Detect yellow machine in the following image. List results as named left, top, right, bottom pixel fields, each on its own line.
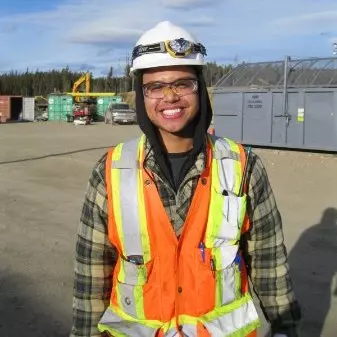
left=68, top=92, right=117, bottom=97
left=70, top=72, right=91, bottom=102
left=67, top=72, right=116, bottom=101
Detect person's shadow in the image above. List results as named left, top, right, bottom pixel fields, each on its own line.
left=288, top=208, right=337, bottom=337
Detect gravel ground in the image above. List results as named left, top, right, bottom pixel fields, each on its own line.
left=0, top=121, right=336, bottom=337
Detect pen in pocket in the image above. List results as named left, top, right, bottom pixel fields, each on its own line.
left=199, top=242, right=205, bottom=263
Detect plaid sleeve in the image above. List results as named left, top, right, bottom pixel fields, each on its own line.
left=70, top=154, right=118, bottom=337
left=243, top=153, right=301, bottom=337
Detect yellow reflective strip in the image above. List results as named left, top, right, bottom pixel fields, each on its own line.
left=224, top=138, right=242, bottom=194
left=98, top=323, right=128, bottom=337
left=224, top=137, right=240, bottom=154
left=160, top=318, right=176, bottom=333
left=178, top=315, right=199, bottom=325
left=206, top=158, right=222, bottom=247
left=135, top=135, right=147, bottom=319
left=137, top=136, right=151, bottom=263
left=238, top=195, right=247, bottom=230
left=112, top=143, right=124, bottom=160
left=176, top=315, right=259, bottom=337
left=133, top=285, right=145, bottom=319
left=214, top=248, right=223, bottom=306
left=200, top=294, right=254, bottom=323
left=116, top=283, right=123, bottom=315
left=226, top=320, right=260, bottom=337
left=108, top=304, right=163, bottom=328
left=138, top=265, right=148, bottom=284
left=98, top=303, right=165, bottom=336
left=118, top=260, right=126, bottom=283
left=111, top=143, right=125, bottom=253
left=205, top=136, right=217, bottom=247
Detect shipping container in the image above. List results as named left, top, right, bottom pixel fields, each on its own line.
left=22, top=97, right=35, bottom=121
left=213, top=57, right=337, bottom=152
left=0, top=96, right=23, bottom=123
left=96, top=96, right=123, bottom=120
left=48, top=95, right=73, bottom=121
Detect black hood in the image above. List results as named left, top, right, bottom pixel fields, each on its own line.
left=135, top=68, right=213, bottom=186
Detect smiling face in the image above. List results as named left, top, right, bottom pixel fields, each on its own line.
left=142, top=66, right=199, bottom=137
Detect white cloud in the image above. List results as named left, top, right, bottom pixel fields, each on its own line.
left=161, top=0, right=214, bottom=9
left=68, top=27, right=143, bottom=47
left=1, top=0, right=337, bottom=74
left=273, top=10, right=337, bottom=35
left=0, top=0, right=157, bottom=74
left=184, top=17, right=215, bottom=27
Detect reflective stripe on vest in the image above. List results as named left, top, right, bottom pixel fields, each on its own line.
left=109, top=136, right=151, bottom=262
left=98, top=304, right=162, bottom=337
left=206, top=137, right=248, bottom=307
left=99, top=135, right=260, bottom=336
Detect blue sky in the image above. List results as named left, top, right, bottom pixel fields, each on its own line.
left=1, top=0, right=337, bottom=77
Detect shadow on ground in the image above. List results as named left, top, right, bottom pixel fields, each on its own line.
left=288, top=208, right=337, bottom=337
left=0, top=273, right=70, bottom=337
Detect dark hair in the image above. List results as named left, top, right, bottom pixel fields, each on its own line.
left=134, top=66, right=213, bottom=186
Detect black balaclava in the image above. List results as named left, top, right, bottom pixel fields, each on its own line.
left=135, top=67, right=213, bottom=188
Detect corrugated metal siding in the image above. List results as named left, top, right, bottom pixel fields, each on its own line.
left=48, top=95, right=73, bottom=121
left=0, top=96, right=10, bottom=122
left=23, top=97, right=35, bottom=121
left=213, top=88, right=337, bottom=151
left=0, top=96, right=23, bottom=122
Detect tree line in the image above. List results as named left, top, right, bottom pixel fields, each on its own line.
left=0, top=62, right=232, bottom=97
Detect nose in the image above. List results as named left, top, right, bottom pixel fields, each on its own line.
left=162, top=86, right=180, bottom=103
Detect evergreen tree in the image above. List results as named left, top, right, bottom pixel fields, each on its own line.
left=0, top=61, right=233, bottom=96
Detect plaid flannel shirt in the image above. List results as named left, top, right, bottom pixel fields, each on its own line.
left=70, top=137, right=301, bottom=337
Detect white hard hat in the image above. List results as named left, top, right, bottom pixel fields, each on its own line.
left=130, top=21, right=207, bottom=74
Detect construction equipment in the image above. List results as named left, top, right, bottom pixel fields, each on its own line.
left=71, top=72, right=91, bottom=102
left=66, top=72, right=116, bottom=101
left=67, top=92, right=117, bottom=98
left=64, top=73, right=119, bottom=123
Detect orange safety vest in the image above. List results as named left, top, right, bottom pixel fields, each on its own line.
left=98, top=135, right=260, bottom=337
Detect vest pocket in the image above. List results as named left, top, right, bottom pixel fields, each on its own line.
left=212, top=245, right=241, bottom=306
left=115, top=257, right=153, bottom=319
left=221, top=193, right=246, bottom=238
left=117, top=258, right=149, bottom=285
left=209, top=191, right=247, bottom=243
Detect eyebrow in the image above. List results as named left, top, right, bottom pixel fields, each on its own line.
left=143, top=77, right=198, bottom=86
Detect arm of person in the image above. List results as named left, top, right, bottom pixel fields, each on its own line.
left=70, top=154, right=118, bottom=337
left=242, top=152, right=301, bottom=337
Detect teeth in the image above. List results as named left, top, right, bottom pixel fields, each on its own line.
left=163, top=108, right=181, bottom=115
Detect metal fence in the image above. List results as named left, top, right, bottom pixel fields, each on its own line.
left=215, top=57, right=337, bottom=89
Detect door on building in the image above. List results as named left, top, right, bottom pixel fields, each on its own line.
left=272, top=91, right=304, bottom=148
left=304, top=91, right=337, bottom=151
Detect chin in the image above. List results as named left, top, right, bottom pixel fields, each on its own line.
left=162, top=122, right=195, bottom=136
left=162, top=126, right=185, bottom=134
